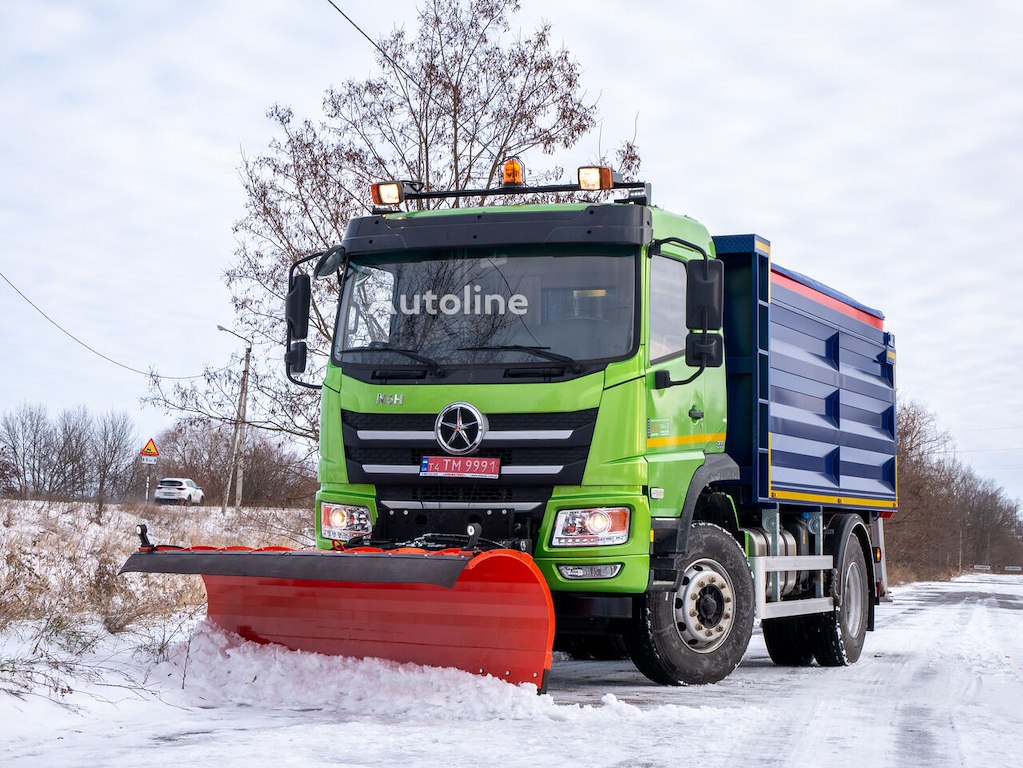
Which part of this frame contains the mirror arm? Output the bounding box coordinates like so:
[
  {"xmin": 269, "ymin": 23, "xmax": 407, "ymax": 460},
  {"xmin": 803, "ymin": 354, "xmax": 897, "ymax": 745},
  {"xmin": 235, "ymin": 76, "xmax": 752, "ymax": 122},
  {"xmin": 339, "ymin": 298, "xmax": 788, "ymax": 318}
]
[
  {"xmin": 654, "ymin": 364, "xmax": 706, "ymax": 389},
  {"xmin": 286, "ymin": 363, "xmax": 321, "ymax": 390}
]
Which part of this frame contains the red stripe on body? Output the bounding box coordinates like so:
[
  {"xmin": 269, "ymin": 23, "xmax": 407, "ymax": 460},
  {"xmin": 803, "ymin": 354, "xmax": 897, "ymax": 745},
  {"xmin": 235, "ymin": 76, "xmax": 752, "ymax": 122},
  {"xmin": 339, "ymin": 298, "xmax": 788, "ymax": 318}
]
[{"xmin": 771, "ymin": 270, "xmax": 884, "ymax": 329}]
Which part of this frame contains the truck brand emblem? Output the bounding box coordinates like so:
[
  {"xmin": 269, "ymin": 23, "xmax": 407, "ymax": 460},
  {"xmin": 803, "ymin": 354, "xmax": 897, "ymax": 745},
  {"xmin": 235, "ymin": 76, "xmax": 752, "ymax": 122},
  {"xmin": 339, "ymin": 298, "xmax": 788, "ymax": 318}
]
[
  {"xmin": 377, "ymin": 394, "xmax": 404, "ymax": 405},
  {"xmin": 435, "ymin": 402, "xmax": 487, "ymax": 455}
]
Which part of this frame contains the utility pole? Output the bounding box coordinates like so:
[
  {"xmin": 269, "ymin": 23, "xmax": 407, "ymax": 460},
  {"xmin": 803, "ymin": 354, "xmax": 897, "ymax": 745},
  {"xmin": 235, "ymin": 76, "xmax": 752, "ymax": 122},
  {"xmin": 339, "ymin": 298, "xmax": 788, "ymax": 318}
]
[
  {"xmin": 235, "ymin": 343, "xmax": 250, "ymax": 512},
  {"xmin": 218, "ymin": 325, "xmax": 252, "ymax": 515}
]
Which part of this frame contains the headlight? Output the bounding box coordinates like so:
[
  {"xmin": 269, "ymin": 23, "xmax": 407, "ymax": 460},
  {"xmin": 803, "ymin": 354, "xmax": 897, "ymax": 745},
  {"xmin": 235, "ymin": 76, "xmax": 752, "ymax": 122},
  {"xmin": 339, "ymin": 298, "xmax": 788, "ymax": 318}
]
[
  {"xmin": 551, "ymin": 506, "xmax": 630, "ymax": 547},
  {"xmin": 321, "ymin": 503, "xmax": 372, "ymax": 542}
]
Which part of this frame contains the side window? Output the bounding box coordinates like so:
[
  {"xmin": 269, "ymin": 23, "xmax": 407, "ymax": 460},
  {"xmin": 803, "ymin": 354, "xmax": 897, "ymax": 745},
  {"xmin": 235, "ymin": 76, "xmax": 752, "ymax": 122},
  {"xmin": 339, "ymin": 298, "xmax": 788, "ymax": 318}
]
[
  {"xmin": 649, "ymin": 255, "xmax": 687, "ymax": 362},
  {"xmin": 342, "ymin": 266, "xmax": 397, "ymax": 348}
]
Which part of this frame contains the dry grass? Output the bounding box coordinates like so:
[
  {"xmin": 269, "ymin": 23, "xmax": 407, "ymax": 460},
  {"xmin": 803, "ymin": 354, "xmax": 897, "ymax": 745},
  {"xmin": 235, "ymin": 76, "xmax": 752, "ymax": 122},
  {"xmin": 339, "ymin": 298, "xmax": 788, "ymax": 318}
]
[
  {"xmin": 0, "ymin": 498, "xmax": 315, "ymax": 702},
  {"xmin": 886, "ymin": 561, "xmax": 962, "ymax": 587}
]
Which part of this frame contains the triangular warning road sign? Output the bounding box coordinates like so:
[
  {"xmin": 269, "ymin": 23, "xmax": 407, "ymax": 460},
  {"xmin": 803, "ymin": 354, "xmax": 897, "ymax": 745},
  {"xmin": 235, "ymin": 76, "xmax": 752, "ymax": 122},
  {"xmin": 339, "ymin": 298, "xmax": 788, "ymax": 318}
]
[{"xmin": 140, "ymin": 438, "xmax": 160, "ymax": 457}]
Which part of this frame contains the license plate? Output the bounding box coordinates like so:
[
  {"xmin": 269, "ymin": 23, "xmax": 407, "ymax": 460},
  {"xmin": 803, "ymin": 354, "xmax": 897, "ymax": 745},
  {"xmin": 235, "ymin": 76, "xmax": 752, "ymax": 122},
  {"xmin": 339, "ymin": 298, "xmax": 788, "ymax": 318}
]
[{"xmin": 420, "ymin": 455, "xmax": 501, "ymax": 479}]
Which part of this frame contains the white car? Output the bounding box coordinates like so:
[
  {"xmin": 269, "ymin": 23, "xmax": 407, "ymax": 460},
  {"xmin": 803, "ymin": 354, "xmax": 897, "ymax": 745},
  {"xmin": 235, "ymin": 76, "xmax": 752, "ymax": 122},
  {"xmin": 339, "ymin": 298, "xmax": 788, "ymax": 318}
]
[{"xmin": 154, "ymin": 477, "xmax": 205, "ymax": 506}]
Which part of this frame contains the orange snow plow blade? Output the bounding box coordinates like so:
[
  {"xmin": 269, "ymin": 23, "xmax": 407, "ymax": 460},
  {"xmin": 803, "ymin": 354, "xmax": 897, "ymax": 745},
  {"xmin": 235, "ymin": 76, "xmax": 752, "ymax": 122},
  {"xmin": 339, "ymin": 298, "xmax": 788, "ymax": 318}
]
[{"xmin": 121, "ymin": 546, "xmax": 554, "ymax": 687}]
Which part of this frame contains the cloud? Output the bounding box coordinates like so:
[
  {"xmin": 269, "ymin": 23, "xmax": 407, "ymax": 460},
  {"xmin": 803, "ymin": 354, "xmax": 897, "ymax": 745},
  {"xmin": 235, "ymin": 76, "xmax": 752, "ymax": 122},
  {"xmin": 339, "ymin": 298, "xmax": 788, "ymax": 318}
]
[{"xmin": 1, "ymin": 0, "xmax": 1021, "ymax": 496}]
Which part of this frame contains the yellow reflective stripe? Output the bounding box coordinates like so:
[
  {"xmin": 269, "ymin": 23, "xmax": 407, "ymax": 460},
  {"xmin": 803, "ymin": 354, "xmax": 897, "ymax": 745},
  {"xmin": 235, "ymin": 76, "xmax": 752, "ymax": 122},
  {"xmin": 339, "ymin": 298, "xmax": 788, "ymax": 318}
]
[
  {"xmin": 646, "ymin": 432, "xmax": 726, "ymax": 448},
  {"xmin": 769, "ymin": 489, "xmax": 898, "ymax": 509}
]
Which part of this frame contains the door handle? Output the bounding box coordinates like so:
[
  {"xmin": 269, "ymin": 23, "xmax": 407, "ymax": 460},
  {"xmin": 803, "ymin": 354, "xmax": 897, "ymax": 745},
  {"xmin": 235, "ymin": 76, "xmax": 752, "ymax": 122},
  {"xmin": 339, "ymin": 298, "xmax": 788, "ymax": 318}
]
[{"xmin": 689, "ymin": 408, "xmax": 704, "ymax": 420}]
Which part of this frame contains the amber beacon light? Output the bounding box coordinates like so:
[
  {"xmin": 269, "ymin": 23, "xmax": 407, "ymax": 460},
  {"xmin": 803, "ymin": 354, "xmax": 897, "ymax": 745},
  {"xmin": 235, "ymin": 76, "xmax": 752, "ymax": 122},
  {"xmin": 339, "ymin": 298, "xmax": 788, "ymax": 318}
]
[{"xmin": 501, "ymin": 157, "xmax": 525, "ymax": 187}]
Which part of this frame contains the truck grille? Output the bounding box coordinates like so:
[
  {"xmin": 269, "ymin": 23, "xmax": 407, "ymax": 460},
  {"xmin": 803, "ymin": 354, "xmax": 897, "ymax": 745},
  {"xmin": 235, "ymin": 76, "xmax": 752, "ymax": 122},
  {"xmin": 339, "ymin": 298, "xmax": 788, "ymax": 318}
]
[{"xmin": 341, "ymin": 408, "xmax": 596, "ymax": 487}]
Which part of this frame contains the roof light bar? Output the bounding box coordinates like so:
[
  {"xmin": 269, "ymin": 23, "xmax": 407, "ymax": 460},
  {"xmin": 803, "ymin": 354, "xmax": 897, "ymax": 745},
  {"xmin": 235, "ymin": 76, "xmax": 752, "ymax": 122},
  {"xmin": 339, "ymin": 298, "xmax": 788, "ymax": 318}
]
[{"xmin": 367, "ymin": 162, "xmax": 650, "ymax": 207}]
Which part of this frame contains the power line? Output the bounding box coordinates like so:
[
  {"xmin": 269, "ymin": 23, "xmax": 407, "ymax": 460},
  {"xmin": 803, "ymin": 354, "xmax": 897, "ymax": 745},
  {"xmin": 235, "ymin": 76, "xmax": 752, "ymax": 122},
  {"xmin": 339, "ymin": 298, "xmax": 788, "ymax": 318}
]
[
  {"xmin": 323, "ymin": 1, "xmax": 421, "ymax": 85},
  {"xmin": 0, "ymin": 268, "xmax": 227, "ymax": 381},
  {"xmin": 320, "ymin": 1, "xmax": 503, "ymax": 180}
]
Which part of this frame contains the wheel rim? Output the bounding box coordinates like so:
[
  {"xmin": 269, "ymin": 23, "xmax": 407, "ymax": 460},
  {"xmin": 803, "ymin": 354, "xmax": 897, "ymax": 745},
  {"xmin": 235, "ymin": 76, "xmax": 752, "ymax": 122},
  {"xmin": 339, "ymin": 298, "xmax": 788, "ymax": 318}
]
[
  {"xmin": 672, "ymin": 558, "xmax": 736, "ymax": 654},
  {"xmin": 843, "ymin": 559, "xmax": 865, "ymax": 636}
]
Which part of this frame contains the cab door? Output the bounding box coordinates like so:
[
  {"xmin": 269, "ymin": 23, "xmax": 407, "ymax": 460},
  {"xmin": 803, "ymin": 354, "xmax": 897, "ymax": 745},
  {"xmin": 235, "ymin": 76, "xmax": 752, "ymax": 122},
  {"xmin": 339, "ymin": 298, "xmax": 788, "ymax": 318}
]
[{"xmin": 645, "ymin": 253, "xmax": 709, "ymax": 516}]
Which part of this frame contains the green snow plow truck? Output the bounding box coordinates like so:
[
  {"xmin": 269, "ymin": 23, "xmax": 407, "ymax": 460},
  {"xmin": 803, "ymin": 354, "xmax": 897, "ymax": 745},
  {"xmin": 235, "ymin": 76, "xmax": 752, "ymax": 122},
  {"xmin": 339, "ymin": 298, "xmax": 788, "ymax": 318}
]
[{"xmin": 124, "ymin": 159, "xmax": 897, "ymax": 689}]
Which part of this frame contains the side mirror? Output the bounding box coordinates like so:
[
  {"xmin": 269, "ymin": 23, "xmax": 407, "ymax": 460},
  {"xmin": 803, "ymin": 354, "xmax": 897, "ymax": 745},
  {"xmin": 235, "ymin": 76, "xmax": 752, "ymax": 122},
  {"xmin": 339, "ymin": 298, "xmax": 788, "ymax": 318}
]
[
  {"xmin": 283, "ymin": 252, "xmax": 324, "ymax": 391},
  {"xmin": 685, "ymin": 259, "xmax": 724, "ymax": 331},
  {"xmin": 286, "ymin": 273, "xmax": 311, "ymax": 341},
  {"xmin": 285, "ymin": 341, "xmax": 308, "ymax": 376},
  {"xmin": 685, "ymin": 332, "xmax": 723, "ymax": 368},
  {"xmin": 313, "ymin": 246, "xmax": 346, "ymax": 280}
]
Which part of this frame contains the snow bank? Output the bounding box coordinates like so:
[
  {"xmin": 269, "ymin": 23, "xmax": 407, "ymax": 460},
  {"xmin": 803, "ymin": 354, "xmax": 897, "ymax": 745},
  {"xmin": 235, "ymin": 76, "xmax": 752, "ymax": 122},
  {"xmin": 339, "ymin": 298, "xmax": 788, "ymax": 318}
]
[{"xmin": 156, "ymin": 621, "xmax": 715, "ymax": 725}]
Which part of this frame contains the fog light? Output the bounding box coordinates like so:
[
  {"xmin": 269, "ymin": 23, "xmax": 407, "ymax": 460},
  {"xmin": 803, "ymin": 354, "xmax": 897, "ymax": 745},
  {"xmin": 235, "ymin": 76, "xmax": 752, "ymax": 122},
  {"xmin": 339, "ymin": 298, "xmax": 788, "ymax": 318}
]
[{"xmin": 557, "ymin": 564, "xmax": 623, "ymax": 580}]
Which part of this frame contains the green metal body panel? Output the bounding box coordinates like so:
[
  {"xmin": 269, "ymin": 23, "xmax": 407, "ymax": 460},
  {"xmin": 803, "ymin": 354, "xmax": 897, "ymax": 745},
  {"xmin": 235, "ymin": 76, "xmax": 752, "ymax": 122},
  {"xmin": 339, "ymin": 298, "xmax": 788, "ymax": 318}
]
[{"xmin": 314, "ymin": 203, "xmax": 731, "ymax": 595}]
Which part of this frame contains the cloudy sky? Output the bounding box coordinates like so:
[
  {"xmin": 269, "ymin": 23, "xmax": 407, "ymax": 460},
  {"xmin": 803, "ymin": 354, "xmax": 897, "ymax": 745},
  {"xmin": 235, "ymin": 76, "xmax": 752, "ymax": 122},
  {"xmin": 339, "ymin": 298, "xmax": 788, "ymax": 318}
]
[{"xmin": 2, "ymin": 0, "xmax": 1022, "ymax": 500}]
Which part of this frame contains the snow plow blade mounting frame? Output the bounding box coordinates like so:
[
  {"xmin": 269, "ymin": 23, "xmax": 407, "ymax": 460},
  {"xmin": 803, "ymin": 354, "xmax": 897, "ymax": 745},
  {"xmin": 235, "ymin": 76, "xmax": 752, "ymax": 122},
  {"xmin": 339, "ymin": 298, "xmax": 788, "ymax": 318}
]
[{"xmin": 122, "ymin": 546, "xmax": 555, "ymax": 688}]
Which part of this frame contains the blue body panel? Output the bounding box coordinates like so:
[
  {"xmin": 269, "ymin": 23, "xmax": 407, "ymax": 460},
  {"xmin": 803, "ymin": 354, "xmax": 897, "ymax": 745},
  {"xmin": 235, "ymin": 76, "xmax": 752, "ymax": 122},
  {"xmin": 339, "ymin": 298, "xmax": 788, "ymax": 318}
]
[{"xmin": 714, "ymin": 235, "xmax": 897, "ymax": 511}]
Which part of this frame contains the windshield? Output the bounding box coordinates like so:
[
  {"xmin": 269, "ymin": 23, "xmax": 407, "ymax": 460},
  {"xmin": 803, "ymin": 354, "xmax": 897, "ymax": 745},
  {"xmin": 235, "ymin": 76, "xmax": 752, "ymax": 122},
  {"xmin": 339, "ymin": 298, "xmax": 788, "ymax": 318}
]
[{"xmin": 334, "ymin": 245, "xmax": 636, "ymax": 370}]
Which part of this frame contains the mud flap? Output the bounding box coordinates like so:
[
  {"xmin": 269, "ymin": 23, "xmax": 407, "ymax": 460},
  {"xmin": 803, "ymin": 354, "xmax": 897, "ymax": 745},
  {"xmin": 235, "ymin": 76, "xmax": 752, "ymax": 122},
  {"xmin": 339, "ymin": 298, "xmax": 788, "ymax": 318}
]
[{"xmin": 121, "ymin": 547, "xmax": 554, "ymax": 687}]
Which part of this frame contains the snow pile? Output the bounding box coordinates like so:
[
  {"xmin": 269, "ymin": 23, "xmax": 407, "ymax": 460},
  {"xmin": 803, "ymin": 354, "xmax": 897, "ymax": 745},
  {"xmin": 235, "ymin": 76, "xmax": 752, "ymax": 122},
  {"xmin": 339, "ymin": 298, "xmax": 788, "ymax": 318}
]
[{"xmin": 155, "ymin": 620, "xmax": 714, "ymax": 726}]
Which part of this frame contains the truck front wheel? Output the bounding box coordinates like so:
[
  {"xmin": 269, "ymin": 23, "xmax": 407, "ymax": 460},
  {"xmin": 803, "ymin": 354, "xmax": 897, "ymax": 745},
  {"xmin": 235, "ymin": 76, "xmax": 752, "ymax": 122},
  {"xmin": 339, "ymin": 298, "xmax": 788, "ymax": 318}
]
[{"xmin": 625, "ymin": 522, "xmax": 755, "ymax": 685}]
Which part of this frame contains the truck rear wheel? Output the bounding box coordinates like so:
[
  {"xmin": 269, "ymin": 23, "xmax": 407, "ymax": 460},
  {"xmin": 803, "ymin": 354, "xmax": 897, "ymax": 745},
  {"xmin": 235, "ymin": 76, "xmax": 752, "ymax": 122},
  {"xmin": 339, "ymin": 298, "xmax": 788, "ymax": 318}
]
[
  {"xmin": 625, "ymin": 522, "xmax": 754, "ymax": 685},
  {"xmin": 762, "ymin": 616, "xmax": 815, "ymax": 666},
  {"xmin": 808, "ymin": 528, "xmax": 869, "ymax": 666}
]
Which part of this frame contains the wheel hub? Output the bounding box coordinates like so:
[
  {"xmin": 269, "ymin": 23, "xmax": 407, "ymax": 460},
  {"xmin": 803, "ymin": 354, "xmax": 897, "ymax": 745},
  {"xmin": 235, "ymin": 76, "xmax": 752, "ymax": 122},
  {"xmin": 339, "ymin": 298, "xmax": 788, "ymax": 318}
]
[
  {"xmin": 673, "ymin": 559, "xmax": 736, "ymax": 654},
  {"xmin": 843, "ymin": 559, "xmax": 865, "ymax": 636},
  {"xmin": 697, "ymin": 589, "xmax": 724, "ymax": 625}
]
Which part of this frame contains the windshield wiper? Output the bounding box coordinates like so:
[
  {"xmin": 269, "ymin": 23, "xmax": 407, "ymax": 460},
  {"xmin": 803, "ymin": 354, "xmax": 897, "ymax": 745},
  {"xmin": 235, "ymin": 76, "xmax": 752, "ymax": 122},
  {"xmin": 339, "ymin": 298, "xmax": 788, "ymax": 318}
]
[
  {"xmin": 341, "ymin": 344, "xmax": 444, "ymax": 375},
  {"xmin": 457, "ymin": 345, "xmax": 583, "ymax": 373}
]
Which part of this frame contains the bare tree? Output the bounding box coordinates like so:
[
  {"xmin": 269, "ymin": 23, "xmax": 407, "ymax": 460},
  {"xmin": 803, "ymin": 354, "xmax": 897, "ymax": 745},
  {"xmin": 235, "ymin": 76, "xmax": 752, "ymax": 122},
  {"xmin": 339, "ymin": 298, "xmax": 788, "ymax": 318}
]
[
  {"xmin": 48, "ymin": 407, "xmax": 93, "ymax": 502},
  {"xmin": 237, "ymin": 434, "xmax": 317, "ymax": 508},
  {"xmin": 154, "ymin": 419, "xmax": 314, "ymax": 507},
  {"xmin": 91, "ymin": 411, "xmax": 138, "ymax": 521},
  {"xmin": 0, "ymin": 405, "xmax": 140, "ymax": 508},
  {"xmin": 154, "ymin": 420, "xmax": 231, "ymax": 504},
  {"xmin": 887, "ymin": 398, "xmax": 1022, "ymax": 579},
  {"xmin": 0, "ymin": 404, "xmax": 53, "ymax": 499},
  {"xmin": 146, "ymin": 0, "xmax": 641, "ymax": 445}
]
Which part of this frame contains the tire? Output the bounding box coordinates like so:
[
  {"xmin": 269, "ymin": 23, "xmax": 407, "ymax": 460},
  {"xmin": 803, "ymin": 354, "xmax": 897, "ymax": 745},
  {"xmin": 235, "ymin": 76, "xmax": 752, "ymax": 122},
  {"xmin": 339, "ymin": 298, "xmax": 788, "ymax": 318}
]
[
  {"xmin": 624, "ymin": 522, "xmax": 755, "ymax": 685},
  {"xmin": 197, "ymin": 494, "xmax": 205, "ymax": 506},
  {"xmin": 808, "ymin": 528, "xmax": 870, "ymax": 666},
  {"xmin": 762, "ymin": 615, "xmax": 815, "ymax": 666}
]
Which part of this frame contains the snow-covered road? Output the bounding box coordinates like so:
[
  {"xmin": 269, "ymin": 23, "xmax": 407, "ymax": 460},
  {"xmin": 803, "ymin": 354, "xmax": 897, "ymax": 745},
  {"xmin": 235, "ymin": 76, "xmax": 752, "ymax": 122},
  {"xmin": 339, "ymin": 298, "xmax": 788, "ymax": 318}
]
[{"xmin": 4, "ymin": 575, "xmax": 1021, "ymax": 767}]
